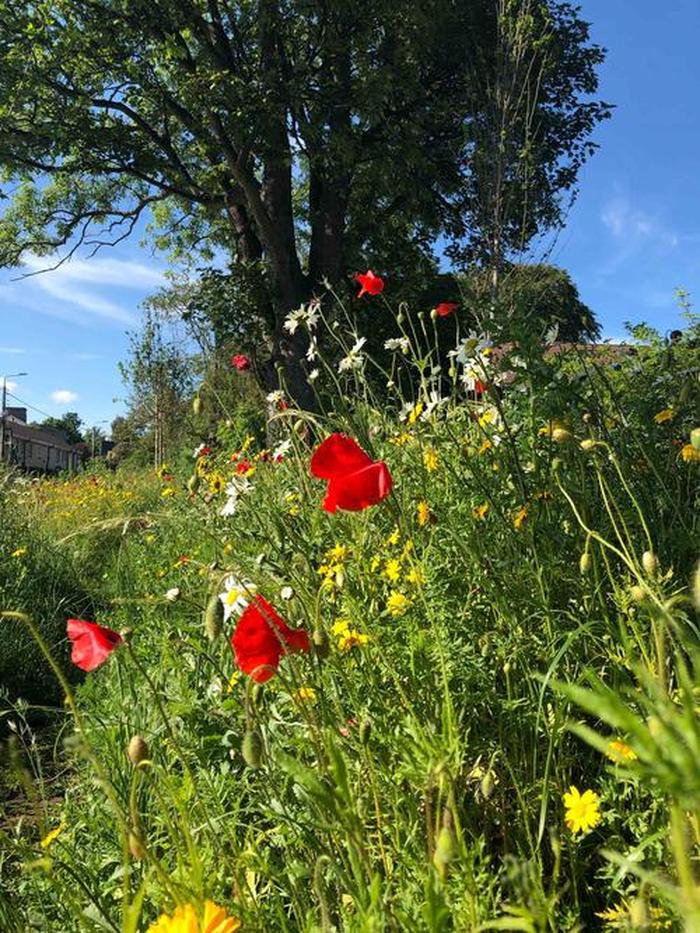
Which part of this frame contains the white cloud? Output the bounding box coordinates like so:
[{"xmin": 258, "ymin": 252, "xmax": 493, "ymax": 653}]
[
  {"xmin": 0, "ymin": 346, "xmax": 26, "ymax": 354},
  {"xmin": 51, "ymin": 389, "xmax": 79, "ymax": 404},
  {"xmin": 601, "ymin": 197, "xmax": 678, "ymax": 247}
]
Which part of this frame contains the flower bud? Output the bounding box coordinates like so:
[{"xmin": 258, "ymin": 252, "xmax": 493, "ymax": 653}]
[
  {"xmin": 128, "ymin": 830, "xmax": 146, "ymax": 860},
  {"xmin": 127, "ymin": 734, "xmax": 150, "ymax": 766},
  {"xmin": 642, "ymin": 550, "xmax": 659, "ymax": 576},
  {"xmin": 164, "ymin": 587, "xmax": 180, "ymax": 603},
  {"xmin": 552, "ymin": 428, "xmax": 573, "ymax": 444},
  {"xmin": 312, "ymin": 627, "xmax": 330, "ymax": 659},
  {"xmin": 430, "ymin": 308, "xmax": 438, "ymax": 321},
  {"xmin": 691, "ymin": 427, "xmax": 700, "ymax": 452},
  {"xmin": 480, "ymin": 770, "xmax": 496, "ymax": 800},
  {"xmin": 579, "ymin": 552, "xmax": 592, "ymax": 575},
  {"xmin": 579, "ymin": 438, "xmax": 598, "ymax": 452},
  {"xmin": 242, "ymin": 729, "xmax": 263, "ymax": 768},
  {"xmin": 359, "ymin": 718, "xmax": 372, "ymax": 746},
  {"xmin": 192, "ymin": 395, "xmax": 202, "ymax": 416},
  {"xmin": 204, "ymin": 592, "xmax": 224, "ymax": 641},
  {"xmin": 432, "ymin": 814, "xmax": 455, "ymax": 879}
]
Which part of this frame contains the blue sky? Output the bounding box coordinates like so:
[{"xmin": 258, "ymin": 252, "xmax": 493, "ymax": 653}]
[{"xmin": 0, "ymin": 0, "xmax": 697, "ymax": 430}]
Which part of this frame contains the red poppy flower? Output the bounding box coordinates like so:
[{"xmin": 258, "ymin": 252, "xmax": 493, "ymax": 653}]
[
  {"xmin": 434, "ymin": 301, "xmax": 458, "ymax": 318},
  {"xmin": 230, "ymin": 596, "xmax": 310, "ymax": 683},
  {"xmin": 236, "ymin": 459, "xmax": 253, "ymax": 475},
  {"xmin": 66, "ymin": 619, "xmax": 123, "ymax": 672},
  {"xmin": 355, "ymin": 269, "xmax": 384, "ymax": 298},
  {"xmin": 231, "ymin": 354, "xmax": 251, "ymax": 371},
  {"xmin": 310, "ymin": 433, "xmax": 393, "ymax": 513}
]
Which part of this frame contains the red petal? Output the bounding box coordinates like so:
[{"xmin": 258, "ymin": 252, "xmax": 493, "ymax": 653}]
[
  {"xmin": 66, "ymin": 618, "xmax": 123, "ymax": 672},
  {"xmin": 231, "ymin": 597, "xmax": 309, "ymax": 681},
  {"xmin": 310, "ymin": 433, "xmax": 373, "ymax": 479},
  {"xmin": 323, "ymin": 461, "xmax": 393, "ymax": 512}
]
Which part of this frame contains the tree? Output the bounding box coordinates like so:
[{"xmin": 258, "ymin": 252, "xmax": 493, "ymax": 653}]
[
  {"xmin": 37, "ymin": 412, "xmax": 84, "ymax": 445},
  {"xmin": 0, "ymin": 0, "xmax": 609, "ymax": 407}
]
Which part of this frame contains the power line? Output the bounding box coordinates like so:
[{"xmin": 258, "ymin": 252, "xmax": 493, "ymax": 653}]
[{"xmin": 5, "ymin": 390, "xmax": 57, "ymax": 421}]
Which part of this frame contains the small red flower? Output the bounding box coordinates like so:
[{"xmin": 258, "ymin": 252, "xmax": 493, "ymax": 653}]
[
  {"xmin": 231, "ymin": 596, "xmax": 310, "ymax": 683},
  {"xmin": 236, "ymin": 459, "xmax": 253, "ymax": 475},
  {"xmin": 434, "ymin": 301, "xmax": 458, "ymax": 318},
  {"xmin": 66, "ymin": 619, "xmax": 123, "ymax": 672},
  {"xmin": 355, "ymin": 269, "xmax": 384, "ymax": 298},
  {"xmin": 310, "ymin": 433, "xmax": 393, "ymax": 512},
  {"xmin": 231, "ymin": 354, "xmax": 251, "ymax": 371}
]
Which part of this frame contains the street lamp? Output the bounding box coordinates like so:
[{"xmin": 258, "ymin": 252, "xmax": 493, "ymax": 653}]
[{"xmin": 0, "ymin": 372, "xmax": 28, "ymax": 463}]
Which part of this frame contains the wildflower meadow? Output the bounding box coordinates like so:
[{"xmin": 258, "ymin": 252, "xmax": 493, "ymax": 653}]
[{"xmin": 1, "ymin": 284, "xmax": 699, "ymax": 932}]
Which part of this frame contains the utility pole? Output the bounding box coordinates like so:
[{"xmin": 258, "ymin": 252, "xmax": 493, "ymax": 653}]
[{"xmin": 0, "ymin": 372, "xmax": 28, "ymax": 463}]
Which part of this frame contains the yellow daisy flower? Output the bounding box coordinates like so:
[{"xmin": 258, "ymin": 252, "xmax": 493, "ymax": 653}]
[
  {"xmin": 147, "ymin": 899, "xmax": 240, "ymax": 933},
  {"xmin": 563, "ymin": 785, "xmax": 601, "ymax": 834},
  {"xmin": 680, "ymin": 443, "xmax": 700, "ymax": 463},
  {"xmin": 654, "ymin": 408, "xmax": 674, "ymax": 424},
  {"xmin": 386, "ymin": 591, "xmax": 412, "ymax": 617},
  {"xmin": 293, "ymin": 686, "xmax": 317, "ymax": 703},
  {"xmin": 513, "ymin": 506, "xmax": 528, "ymax": 530},
  {"xmin": 417, "ymin": 500, "xmax": 431, "ymax": 527},
  {"xmin": 423, "ymin": 447, "xmax": 439, "ymax": 472},
  {"xmin": 383, "ymin": 558, "xmax": 402, "ymax": 583},
  {"xmin": 473, "ymin": 503, "xmax": 489, "ymax": 520},
  {"xmin": 606, "ymin": 739, "xmax": 637, "ymax": 762}
]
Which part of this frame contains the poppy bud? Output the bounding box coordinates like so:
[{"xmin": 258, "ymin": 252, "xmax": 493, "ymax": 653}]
[
  {"xmin": 127, "ymin": 734, "xmax": 150, "ymax": 766},
  {"xmin": 579, "ymin": 552, "xmax": 592, "ymax": 575},
  {"xmin": 691, "ymin": 427, "xmax": 700, "ymax": 452},
  {"xmin": 579, "ymin": 438, "xmax": 598, "ymax": 452},
  {"xmin": 187, "ymin": 473, "xmax": 199, "ymax": 493},
  {"xmin": 192, "ymin": 395, "xmax": 202, "ymax": 416},
  {"xmin": 204, "ymin": 592, "xmax": 224, "ymax": 641},
  {"xmin": 430, "ymin": 307, "xmax": 438, "ymax": 321},
  {"xmin": 359, "ymin": 718, "xmax": 372, "ymax": 746},
  {"xmin": 242, "ymin": 728, "xmax": 263, "ymax": 768},
  {"xmin": 432, "ymin": 819, "xmax": 455, "ymax": 879},
  {"xmin": 551, "ymin": 458, "xmax": 563, "ymax": 472},
  {"xmin": 128, "ymin": 830, "xmax": 146, "ymax": 860},
  {"xmin": 312, "ymin": 627, "xmax": 330, "ymax": 659},
  {"xmin": 642, "ymin": 550, "xmax": 659, "ymax": 576},
  {"xmin": 552, "ymin": 428, "xmax": 573, "ymax": 444}
]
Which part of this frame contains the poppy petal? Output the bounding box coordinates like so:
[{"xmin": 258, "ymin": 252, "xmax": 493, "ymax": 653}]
[
  {"xmin": 66, "ymin": 619, "xmax": 123, "ymax": 672},
  {"xmin": 231, "ymin": 597, "xmax": 309, "ymax": 682},
  {"xmin": 323, "ymin": 461, "xmax": 393, "ymax": 512},
  {"xmin": 310, "ymin": 433, "xmax": 373, "ymax": 479}
]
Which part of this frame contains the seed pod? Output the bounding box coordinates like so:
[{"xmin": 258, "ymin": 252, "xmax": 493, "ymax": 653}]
[
  {"xmin": 241, "ymin": 729, "xmax": 263, "ymax": 768},
  {"xmin": 642, "ymin": 550, "xmax": 659, "ymax": 576},
  {"xmin": 128, "ymin": 830, "xmax": 146, "ymax": 860},
  {"xmin": 312, "ymin": 627, "xmax": 330, "ymax": 659},
  {"xmin": 580, "ymin": 551, "xmax": 592, "ymax": 575},
  {"xmin": 204, "ymin": 592, "xmax": 224, "ymax": 641},
  {"xmin": 187, "ymin": 473, "xmax": 199, "ymax": 493},
  {"xmin": 127, "ymin": 734, "xmax": 150, "ymax": 766},
  {"xmin": 691, "ymin": 427, "xmax": 700, "ymax": 452},
  {"xmin": 192, "ymin": 395, "xmax": 202, "ymax": 416},
  {"xmin": 359, "ymin": 718, "xmax": 372, "ymax": 746}
]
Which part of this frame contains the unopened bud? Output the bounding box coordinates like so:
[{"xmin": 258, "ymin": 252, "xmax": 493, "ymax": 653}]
[
  {"xmin": 128, "ymin": 831, "xmax": 146, "ymax": 860},
  {"xmin": 552, "ymin": 428, "xmax": 573, "ymax": 444},
  {"xmin": 430, "ymin": 307, "xmax": 438, "ymax": 321},
  {"xmin": 204, "ymin": 592, "xmax": 224, "ymax": 641},
  {"xmin": 192, "ymin": 395, "xmax": 202, "ymax": 416},
  {"xmin": 642, "ymin": 550, "xmax": 659, "ymax": 576},
  {"xmin": 312, "ymin": 627, "xmax": 330, "ymax": 659},
  {"xmin": 164, "ymin": 587, "xmax": 180, "ymax": 603},
  {"xmin": 242, "ymin": 729, "xmax": 263, "ymax": 768},
  {"xmin": 127, "ymin": 734, "xmax": 150, "ymax": 766},
  {"xmin": 580, "ymin": 438, "xmax": 598, "ymax": 452},
  {"xmin": 579, "ymin": 552, "xmax": 592, "ymax": 575},
  {"xmin": 432, "ymin": 814, "xmax": 455, "ymax": 878},
  {"xmin": 480, "ymin": 770, "xmax": 496, "ymax": 800},
  {"xmin": 359, "ymin": 718, "xmax": 372, "ymax": 746}
]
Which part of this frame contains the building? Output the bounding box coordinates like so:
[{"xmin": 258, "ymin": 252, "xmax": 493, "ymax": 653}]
[{"xmin": 0, "ymin": 408, "xmax": 81, "ymax": 473}]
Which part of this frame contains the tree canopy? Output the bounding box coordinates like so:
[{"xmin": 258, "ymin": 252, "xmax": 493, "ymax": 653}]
[{"xmin": 0, "ymin": 0, "xmax": 610, "ymax": 405}]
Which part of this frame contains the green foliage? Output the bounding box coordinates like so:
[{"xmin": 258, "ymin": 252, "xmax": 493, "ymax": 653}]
[
  {"xmin": 35, "ymin": 411, "xmax": 84, "ymax": 446},
  {"xmin": 1, "ymin": 299, "xmax": 698, "ymax": 930}
]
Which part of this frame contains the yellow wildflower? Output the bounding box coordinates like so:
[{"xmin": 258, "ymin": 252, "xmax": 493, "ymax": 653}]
[
  {"xmin": 654, "ymin": 408, "xmax": 674, "ymax": 424},
  {"xmin": 293, "ymin": 686, "xmax": 317, "ymax": 703},
  {"xmin": 331, "ymin": 618, "xmax": 351, "ymax": 636},
  {"xmin": 383, "ymin": 558, "xmax": 402, "ymax": 583},
  {"xmin": 207, "ymin": 472, "xmax": 226, "ymax": 494},
  {"xmin": 386, "ymin": 591, "xmax": 412, "ymax": 617},
  {"xmin": 606, "ymin": 739, "xmax": 637, "ymax": 763},
  {"xmin": 40, "ymin": 823, "xmax": 66, "ymax": 849},
  {"xmin": 225, "ymin": 672, "xmax": 241, "ymax": 694},
  {"xmin": 385, "ymin": 526, "xmax": 401, "ymax": 547},
  {"xmin": 408, "ymin": 401, "xmax": 424, "ymax": 426},
  {"xmin": 478, "ymin": 407, "xmax": 496, "ymax": 428},
  {"xmin": 513, "ymin": 506, "xmax": 528, "ymax": 530},
  {"xmin": 406, "ymin": 566, "xmax": 425, "ymax": 587},
  {"xmin": 10, "ymin": 547, "xmax": 27, "ymax": 558},
  {"xmin": 596, "ymin": 902, "xmax": 630, "ymax": 925},
  {"xmin": 337, "ymin": 630, "xmax": 370, "ymax": 652},
  {"xmin": 147, "ymin": 899, "xmax": 240, "ymax": 933},
  {"xmin": 417, "ymin": 500, "xmax": 431, "ymax": 527},
  {"xmin": 161, "ymin": 487, "xmax": 176, "ymax": 498},
  {"xmin": 369, "ymin": 555, "xmax": 382, "ymax": 573},
  {"xmin": 327, "ymin": 544, "xmax": 349, "ymax": 563},
  {"xmin": 538, "ymin": 419, "xmax": 568, "ymax": 437},
  {"xmin": 390, "ymin": 432, "xmax": 413, "ymax": 446},
  {"xmin": 680, "ymin": 443, "xmax": 700, "ymax": 463},
  {"xmin": 473, "ymin": 503, "xmax": 489, "ymax": 520},
  {"xmin": 563, "ymin": 786, "xmax": 601, "ymax": 834},
  {"xmin": 423, "ymin": 447, "xmax": 439, "ymax": 472},
  {"xmin": 477, "ymin": 438, "xmax": 493, "ymax": 455}
]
